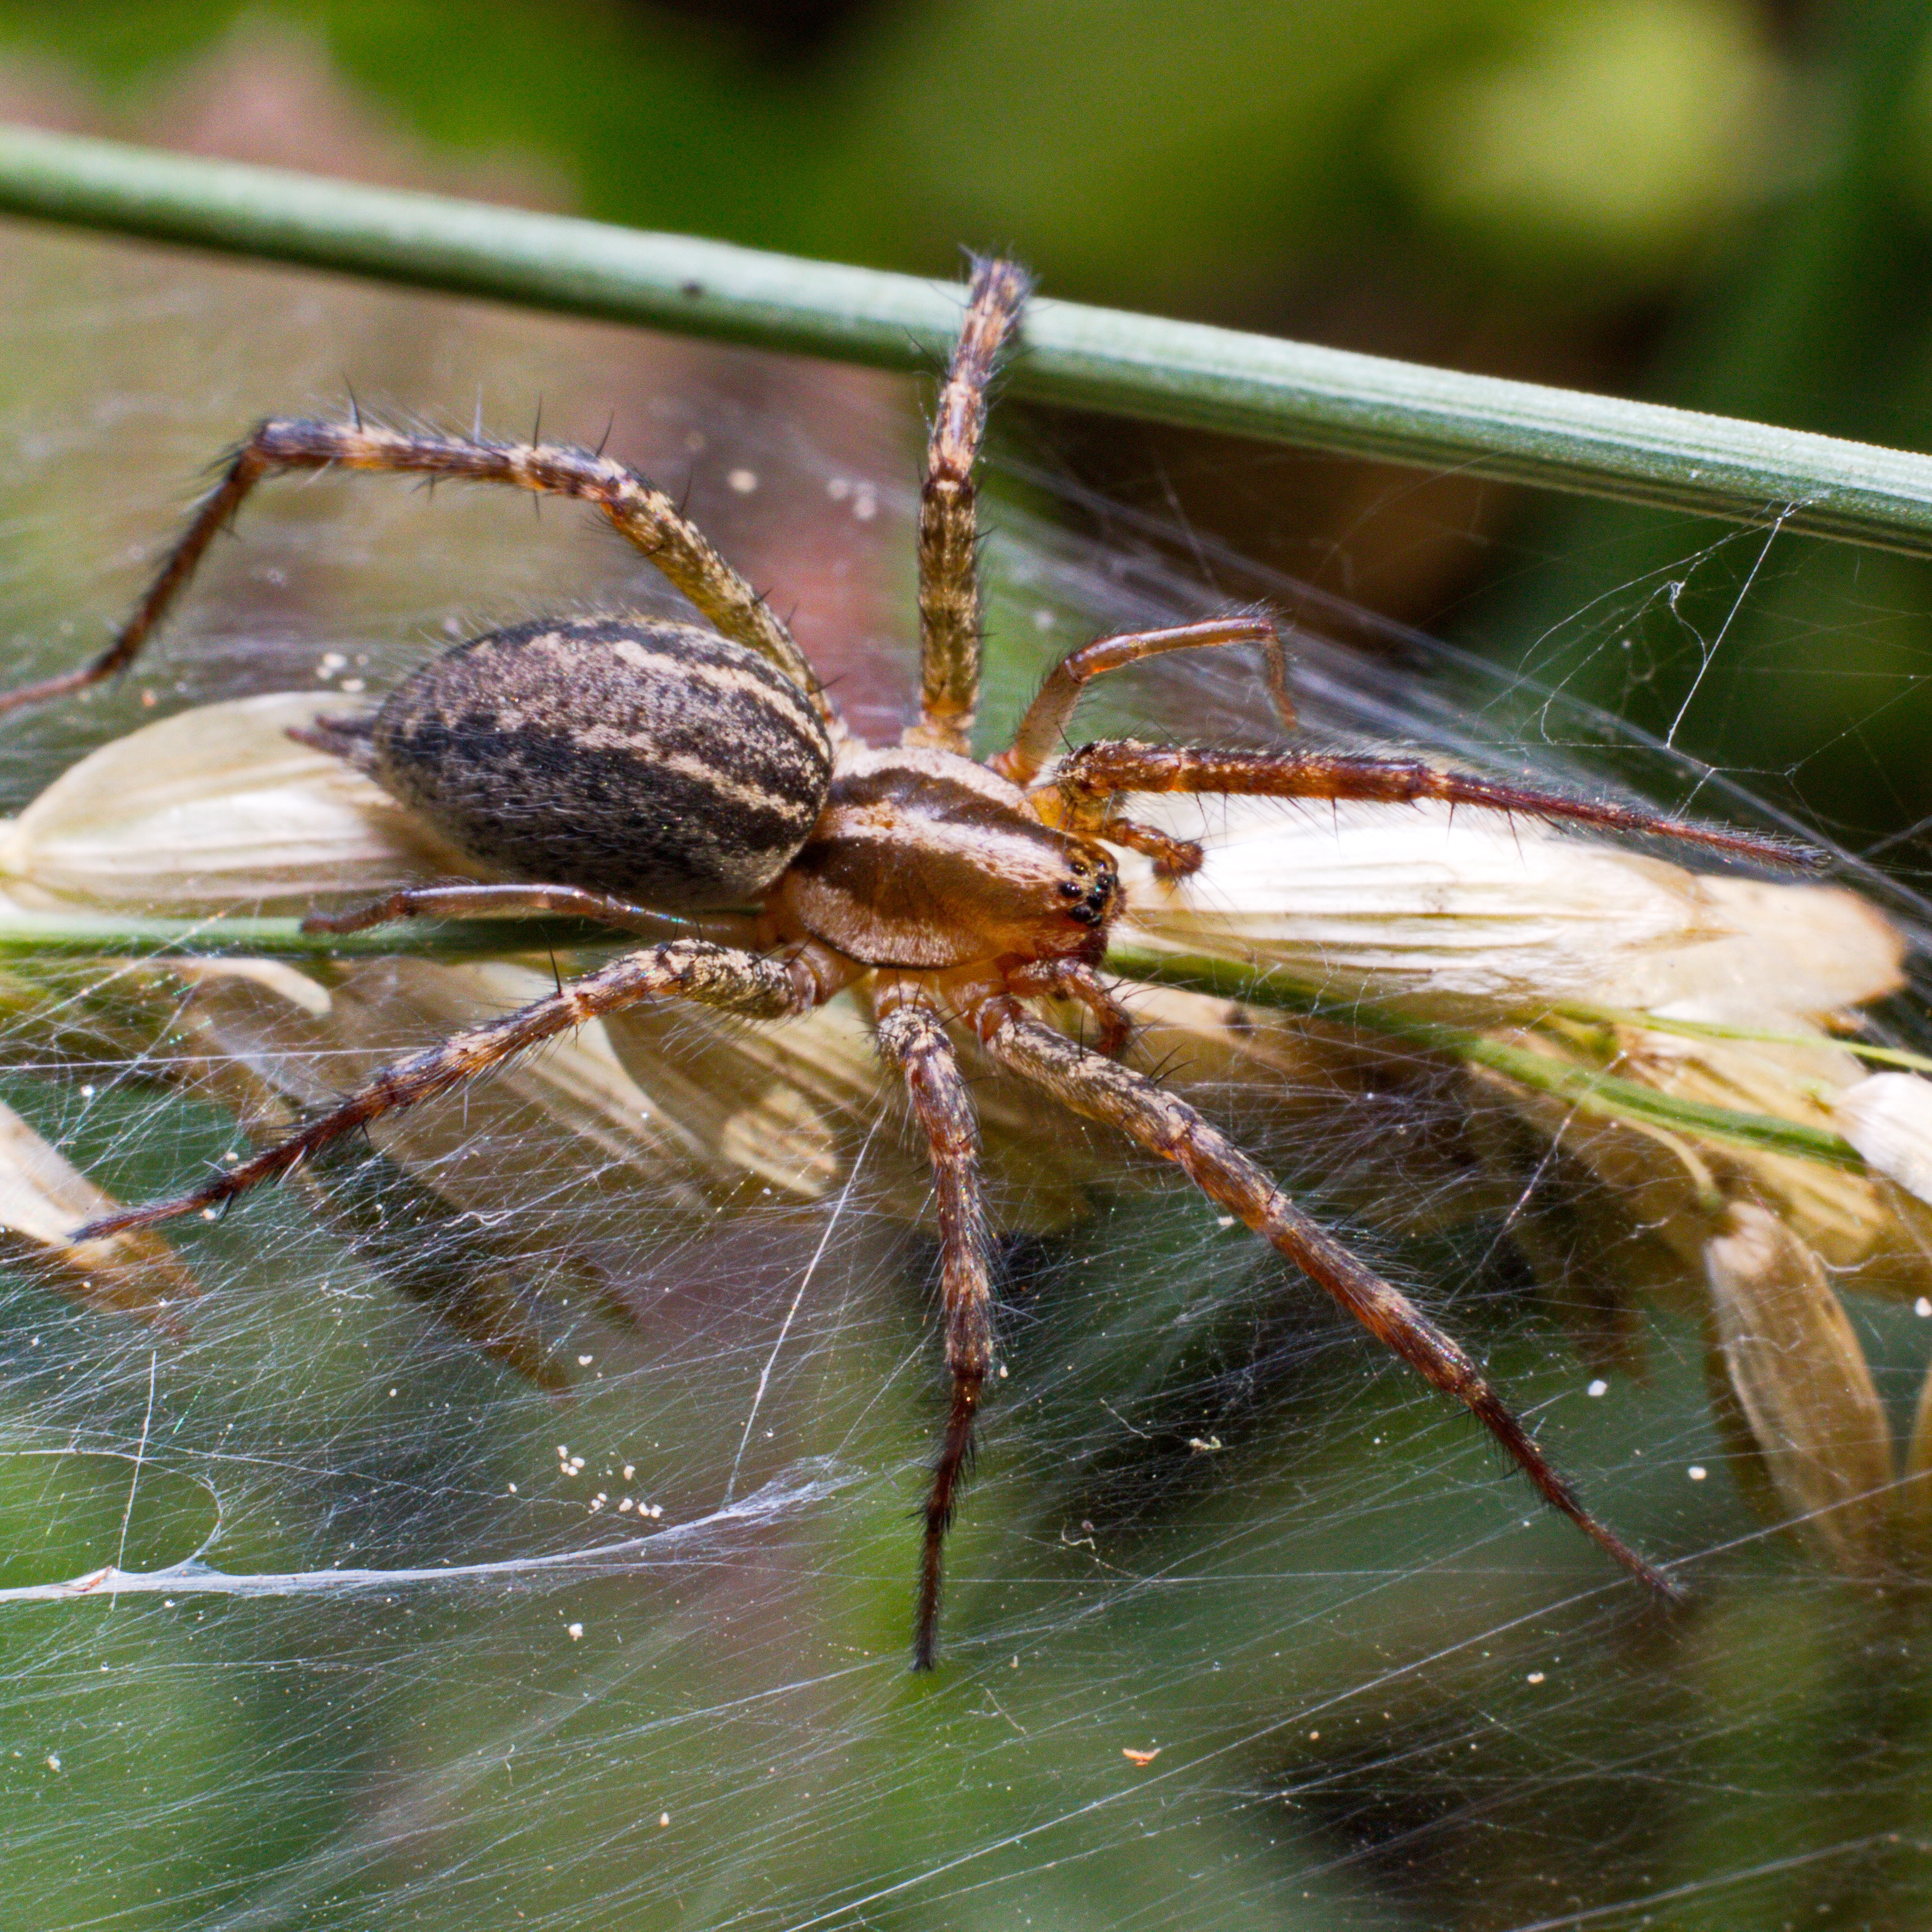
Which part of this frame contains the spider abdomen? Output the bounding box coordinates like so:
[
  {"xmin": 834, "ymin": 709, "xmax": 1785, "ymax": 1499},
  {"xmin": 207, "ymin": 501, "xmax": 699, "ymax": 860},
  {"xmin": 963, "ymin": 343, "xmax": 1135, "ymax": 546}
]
[{"xmin": 368, "ymin": 614, "xmax": 833, "ymax": 908}]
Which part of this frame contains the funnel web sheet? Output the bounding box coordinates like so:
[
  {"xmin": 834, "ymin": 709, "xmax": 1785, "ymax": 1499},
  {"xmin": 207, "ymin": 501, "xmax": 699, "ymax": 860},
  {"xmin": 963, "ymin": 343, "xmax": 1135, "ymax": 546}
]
[{"xmin": 1, "ymin": 223, "xmax": 1931, "ymax": 1932}]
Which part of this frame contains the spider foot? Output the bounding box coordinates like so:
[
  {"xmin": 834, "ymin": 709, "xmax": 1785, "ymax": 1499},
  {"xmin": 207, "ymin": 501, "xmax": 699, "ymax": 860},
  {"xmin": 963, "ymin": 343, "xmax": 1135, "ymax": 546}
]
[
  {"xmin": 73, "ymin": 1161, "xmax": 276, "ymax": 1242},
  {"xmin": 913, "ymin": 1372, "xmax": 983, "ymax": 1673},
  {"xmin": 0, "ymin": 664, "xmax": 105, "ymax": 720}
]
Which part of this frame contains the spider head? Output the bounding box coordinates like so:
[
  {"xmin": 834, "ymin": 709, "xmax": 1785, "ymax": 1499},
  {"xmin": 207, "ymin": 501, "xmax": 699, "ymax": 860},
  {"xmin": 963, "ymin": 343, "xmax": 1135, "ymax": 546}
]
[{"xmin": 1052, "ymin": 841, "xmax": 1120, "ymax": 943}]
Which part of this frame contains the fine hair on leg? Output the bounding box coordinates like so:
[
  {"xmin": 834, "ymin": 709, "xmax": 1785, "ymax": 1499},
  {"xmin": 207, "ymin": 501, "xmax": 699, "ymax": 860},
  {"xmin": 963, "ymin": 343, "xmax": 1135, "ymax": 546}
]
[
  {"xmin": 0, "ymin": 419, "xmax": 836, "ymax": 730},
  {"xmin": 875, "ymin": 995, "xmax": 995, "ymax": 1670},
  {"xmin": 1047, "ymin": 742, "xmax": 1824, "ymax": 872},
  {"xmin": 906, "ymin": 256, "xmax": 1032, "ymax": 756}
]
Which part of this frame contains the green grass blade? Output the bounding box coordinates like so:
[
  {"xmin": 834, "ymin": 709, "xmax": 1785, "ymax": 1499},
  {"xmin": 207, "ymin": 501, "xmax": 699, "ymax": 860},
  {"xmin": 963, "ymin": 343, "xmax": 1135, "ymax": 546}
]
[
  {"xmin": 1, "ymin": 126, "xmax": 1931, "ymax": 554},
  {"xmin": 0, "ymin": 907, "xmax": 606, "ymax": 960}
]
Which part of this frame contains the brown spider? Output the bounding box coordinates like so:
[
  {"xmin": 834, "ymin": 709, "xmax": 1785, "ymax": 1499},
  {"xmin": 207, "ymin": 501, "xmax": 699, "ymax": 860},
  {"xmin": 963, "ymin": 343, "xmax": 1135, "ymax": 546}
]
[{"xmin": 2, "ymin": 258, "xmax": 1805, "ymax": 1667}]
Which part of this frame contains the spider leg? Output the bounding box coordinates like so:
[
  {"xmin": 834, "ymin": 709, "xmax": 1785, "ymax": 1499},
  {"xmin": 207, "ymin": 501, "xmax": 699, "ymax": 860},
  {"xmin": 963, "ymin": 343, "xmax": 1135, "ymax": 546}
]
[
  {"xmin": 300, "ymin": 881, "xmax": 755, "ymax": 946},
  {"xmin": 875, "ymin": 995, "xmax": 994, "ymax": 1670},
  {"xmin": 973, "ymin": 999, "xmax": 1685, "ymax": 1602},
  {"xmin": 904, "ymin": 257, "xmax": 1031, "ymax": 757},
  {"xmin": 71, "ymin": 939, "xmax": 815, "ymax": 1242},
  {"xmin": 0, "ymin": 420, "xmax": 835, "ymax": 732},
  {"xmin": 1044, "ymin": 742, "xmax": 1823, "ymax": 873},
  {"xmin": 992, "ymin": 614, "xmax": 1292, "ymax": 787}
]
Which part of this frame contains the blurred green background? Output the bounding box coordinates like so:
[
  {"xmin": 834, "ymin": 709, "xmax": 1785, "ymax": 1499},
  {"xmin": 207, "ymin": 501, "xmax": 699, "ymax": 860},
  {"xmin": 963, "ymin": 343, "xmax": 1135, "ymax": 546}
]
[{"xmin": 1, "ymin": 0, "xmax": 1931, "ymax": 853}]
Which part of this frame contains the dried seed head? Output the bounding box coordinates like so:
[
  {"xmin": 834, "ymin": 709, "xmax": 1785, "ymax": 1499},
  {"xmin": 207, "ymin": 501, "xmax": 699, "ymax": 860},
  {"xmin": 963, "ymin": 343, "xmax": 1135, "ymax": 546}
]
[
  {"xmin": 12, "ymin": 694, "xmax": 1932, "ymax": 1551},
  {"xmin": 1835, "ymin": 1072, "xmax": 1932, "ymax": 1208},
  {"xmin": 0, "ymin": 1098, "xmax": 200, "ymax": 1322},
  {"xmin": 1110, "ymin": 796, "xmax": 1902, "ymax": 1024},
  {"xmin": 164, "ymin": 952, "xmax": 1105, "ymax": 1243},
  {"xmin": 0, "ymin": 693, "xmax": 467, "ymax": 913}
]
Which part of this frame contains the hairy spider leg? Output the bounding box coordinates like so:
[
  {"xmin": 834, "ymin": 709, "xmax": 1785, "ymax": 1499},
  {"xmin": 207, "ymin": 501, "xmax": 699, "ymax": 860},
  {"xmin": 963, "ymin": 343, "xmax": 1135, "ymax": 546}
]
[
  {"xmin": 905, "ymin": 256, "xmax": 1032, "ymax": 757},
  {"xmin": 993, "ymin": 614, "xmax": 1295, "ymax": 788},
  {"xmin": 301, "ymin": 881, "xmax": 757, "ymax": 945},
  {"xmin": 875, "ymin": 996, "xmax": 996, "ymax": 1670},
  {"xmin": 976, "ymin": 1000, "xmax": 1686, "ymax": 1603},
  {"xmin": 69, "ymin": 939, "xmax": 824, "ymax": 1242},
  {"xmin": 1042, "ymin": 742, "xmax": 1826, "ymax": 875},
  {"xmin": 0, "ymin": 419, "xmax": 837, "ymax": 731}
]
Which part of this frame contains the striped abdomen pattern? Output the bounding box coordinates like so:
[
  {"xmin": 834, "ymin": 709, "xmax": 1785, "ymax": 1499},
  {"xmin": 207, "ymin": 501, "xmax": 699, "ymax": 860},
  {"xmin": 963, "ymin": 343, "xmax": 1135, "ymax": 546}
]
[{"xmin": 370, "ymin": 614, "xmax": 833, "ymax": 908}]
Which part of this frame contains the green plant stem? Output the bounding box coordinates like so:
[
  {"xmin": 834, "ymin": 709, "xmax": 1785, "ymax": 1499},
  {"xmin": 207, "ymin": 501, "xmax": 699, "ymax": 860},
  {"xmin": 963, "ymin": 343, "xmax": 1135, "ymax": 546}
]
[
  {"xmin": 0, "ymin": 908, "xmax": 608, "ymax": 960},
  {"xmin": 2, "ymin": 126, "xmax": 1931, "ymax": 555},
  {"xmin": 1554, "ymin": 1001, "xmax": 1932, "ymax": 1076},
  {"xmin": 1107, "ymin": 945, "xmax": 1865, "ymax": 1170},
  {"xmin": 0, "ymin": 907, "xmax": 1856, "ymax": 1168}
]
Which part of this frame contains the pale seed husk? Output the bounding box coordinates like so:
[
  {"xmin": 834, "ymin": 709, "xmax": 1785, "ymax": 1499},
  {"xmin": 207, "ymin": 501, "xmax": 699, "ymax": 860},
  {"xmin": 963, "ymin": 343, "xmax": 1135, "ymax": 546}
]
[
  {"xmin": 0, "ymin": 1097, "xmax": 201, "ymax": 1323},
  {"xmin": 1704, "ymin": 1203, "xmax": 1894, "ymax": 1576},
  {"xmin": 1898, "ymin": 1347, "xmax": 1932, "ymax": 1569},
  {"xmin": 1835, "ymin": 1072, "xmax": 1932, "ymax": 1210},
  {"xmin": 1112, "ymin": 795, "xmax": 1902, "ymax": 1025},
  {"xmin": 0, "ymin": 692, "xmax": 465, "ymax": 913}
]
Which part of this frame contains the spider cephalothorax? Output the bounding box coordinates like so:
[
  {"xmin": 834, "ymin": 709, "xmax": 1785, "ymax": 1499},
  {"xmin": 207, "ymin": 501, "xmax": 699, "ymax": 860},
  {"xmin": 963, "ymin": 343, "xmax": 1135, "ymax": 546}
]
[{"xmin": 1, "ymin": 258, "xmax": 1815, "ymax": 1667}]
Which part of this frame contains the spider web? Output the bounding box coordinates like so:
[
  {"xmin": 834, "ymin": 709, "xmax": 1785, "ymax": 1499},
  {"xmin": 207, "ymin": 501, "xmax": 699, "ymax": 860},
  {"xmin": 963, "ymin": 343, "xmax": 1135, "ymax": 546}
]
[{"xmin": 2, "ymin": 220, "xmax": 1932, "ymax": 1932}]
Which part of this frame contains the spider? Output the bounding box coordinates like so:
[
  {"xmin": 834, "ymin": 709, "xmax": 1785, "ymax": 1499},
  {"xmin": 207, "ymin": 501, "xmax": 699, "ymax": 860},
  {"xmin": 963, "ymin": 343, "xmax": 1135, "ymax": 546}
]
[{"xmin": 0, "ymin": 258, "xmax": 1806, "ymax": 1667}]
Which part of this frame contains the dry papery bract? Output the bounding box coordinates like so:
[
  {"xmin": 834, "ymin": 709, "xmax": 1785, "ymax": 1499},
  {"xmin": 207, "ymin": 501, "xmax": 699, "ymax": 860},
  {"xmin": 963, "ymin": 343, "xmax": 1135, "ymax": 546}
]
[
  {"xmin": 0, "ymin": 1095, "xmax": 202, "ymax": 1324},
  {"xmin": 1117, "ymin": 791, "xmax": 1932, "ymax": 1570},
  {"xmin": 6, "ymin": 697, "xmax": 1932, "ymax": 1571}
]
